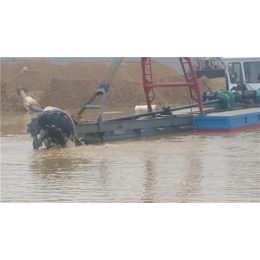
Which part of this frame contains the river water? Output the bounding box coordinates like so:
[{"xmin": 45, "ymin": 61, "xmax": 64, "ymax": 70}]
[{"xmin": 1, "ymin": 111, "xmax": 259, "ymax": 202}]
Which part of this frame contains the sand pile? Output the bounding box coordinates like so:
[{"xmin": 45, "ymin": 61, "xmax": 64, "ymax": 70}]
[{"xmin": 1, "ymin": 59, "xmax": 226, "ymax": 112}]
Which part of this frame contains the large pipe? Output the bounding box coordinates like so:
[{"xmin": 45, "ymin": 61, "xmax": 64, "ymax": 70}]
[
  {"xmin": 30, "ymin": 104, "xmax": 44, "ymax": 112},
  {"xmin": 17, "ymin": 86, "xmax": 43, "ymax": 113},
  {"xmin": 105, "ymin": 100, "xmax": 219, "ymax": 122},
  {"xmin": 17, "ymin": 87, "xmax": 27, "ymax": 98}
]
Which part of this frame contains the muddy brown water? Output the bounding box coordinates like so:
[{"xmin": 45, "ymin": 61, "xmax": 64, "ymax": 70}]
[{"xmin": 1, "ymin": 110, "xmax": 259, "ymax": 202}]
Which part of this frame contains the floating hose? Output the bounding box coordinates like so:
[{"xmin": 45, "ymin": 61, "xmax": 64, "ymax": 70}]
[{"xmin": 17, "ymin": 86, "xmax": 43, "ymax": 112}]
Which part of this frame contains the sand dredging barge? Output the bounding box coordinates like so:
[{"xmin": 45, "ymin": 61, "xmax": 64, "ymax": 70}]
[{"xmin": 24, "ymin": 57, "xmax": 260, "ymax": 149}]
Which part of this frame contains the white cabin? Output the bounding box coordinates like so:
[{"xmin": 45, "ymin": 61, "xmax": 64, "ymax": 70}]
[{"xmin": 222, "ymin": 57, "xmax": 260, "ymax": 91}]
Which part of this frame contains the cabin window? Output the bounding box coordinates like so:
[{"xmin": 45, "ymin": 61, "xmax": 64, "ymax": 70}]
[
  {"xmin": 243, "ymin": 62, "xmax": 260, "ymax": 83},
  {"xmin": 228, "ymin": 62, "xmax": 243, "ymax": 84}
]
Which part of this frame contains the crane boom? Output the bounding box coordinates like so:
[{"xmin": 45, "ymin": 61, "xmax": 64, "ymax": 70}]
[
  {"xmin": 100, "ymin": 57, "xmax": 123, "ymax": 91},
  {"xmin": 77, "ymin": 57, "xmax": 123, "ymax": 117}
]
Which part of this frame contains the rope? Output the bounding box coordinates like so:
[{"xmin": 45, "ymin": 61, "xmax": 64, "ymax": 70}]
[
  {"xmin": 101, "ymin": 57, "xmax": 123, "ymax": 89},
  {"xmin": 200, "ymin": 77, "xmax": 213, "ymax": 93}
]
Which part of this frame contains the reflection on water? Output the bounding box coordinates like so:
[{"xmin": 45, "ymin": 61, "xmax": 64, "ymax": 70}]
[
  {"xmin": 176, "ymin": 149, "xmax": 203, "ymax": 203},
  {"xmin": 97, "ymin": 159, "xmax": 110, "ymax": 186},
  {"xmin": 1, "ymin": 111, "xmax": 260, "ymax": 202},
  {"xmin": 30, "ymin": 148, "xmax": 90, "ymax": 177},
  {"xmin": 142, "ymin": 158, "xmax": 157, "ymax": 203}
]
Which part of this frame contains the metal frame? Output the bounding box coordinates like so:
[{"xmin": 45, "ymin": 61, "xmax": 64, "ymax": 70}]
[
  {"xmin": 77, "ymin": 58, "xmax": 123, "ymax": 132},
  {"xmin": 141, "ymin": 57, "xmax": 204, "ymax": 113},
  {"xmin": 74, "ymin": 57, "xmax": 205, "ymax": 144},
  {"xmin": 75, "ymin": 114, "xmax": 193, "ymax": 144}
]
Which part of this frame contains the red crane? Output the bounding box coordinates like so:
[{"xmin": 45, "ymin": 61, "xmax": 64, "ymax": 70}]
[{"xmin": 141, "ymin": 57, "xmax": 203, "ymax": 113}]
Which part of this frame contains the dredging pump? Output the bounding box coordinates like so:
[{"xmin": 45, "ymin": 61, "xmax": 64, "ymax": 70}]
[
  {"xmin": 17, "ymin": 86, "xmax": 82, "ymax": 149},
  {"xmin": 27, "ymin": 108, "xmax": 83, "ymax": 149}
]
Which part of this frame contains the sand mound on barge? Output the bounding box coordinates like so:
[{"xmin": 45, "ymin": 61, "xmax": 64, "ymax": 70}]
[{"xmin": 1, "ymin": 59, "xmax": 226, "ymax": 112}]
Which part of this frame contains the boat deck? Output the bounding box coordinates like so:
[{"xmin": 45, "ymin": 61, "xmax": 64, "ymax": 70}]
[
  {"xmin": 193, "ymin": 107, "xmax": 260, "ymax": 133},
  {"xmin": 208, "ymin": 107, "xmax": 260, "ymax": 116}
]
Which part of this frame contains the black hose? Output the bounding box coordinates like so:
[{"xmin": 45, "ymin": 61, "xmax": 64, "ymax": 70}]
[
  {"xmin": 17, "ymin": 87, "xmax": 27, "ymax": 98},
  {"xmin": 30, "ymin": 104, "xmax": 43, "ymax": 112},
  {"xmin": 105, "ymin": 100, "xmax": 219, "ymax": 122},
  {"xmin": 17, "ymin": 86, "xmax": 44, "ymax": 113}
]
